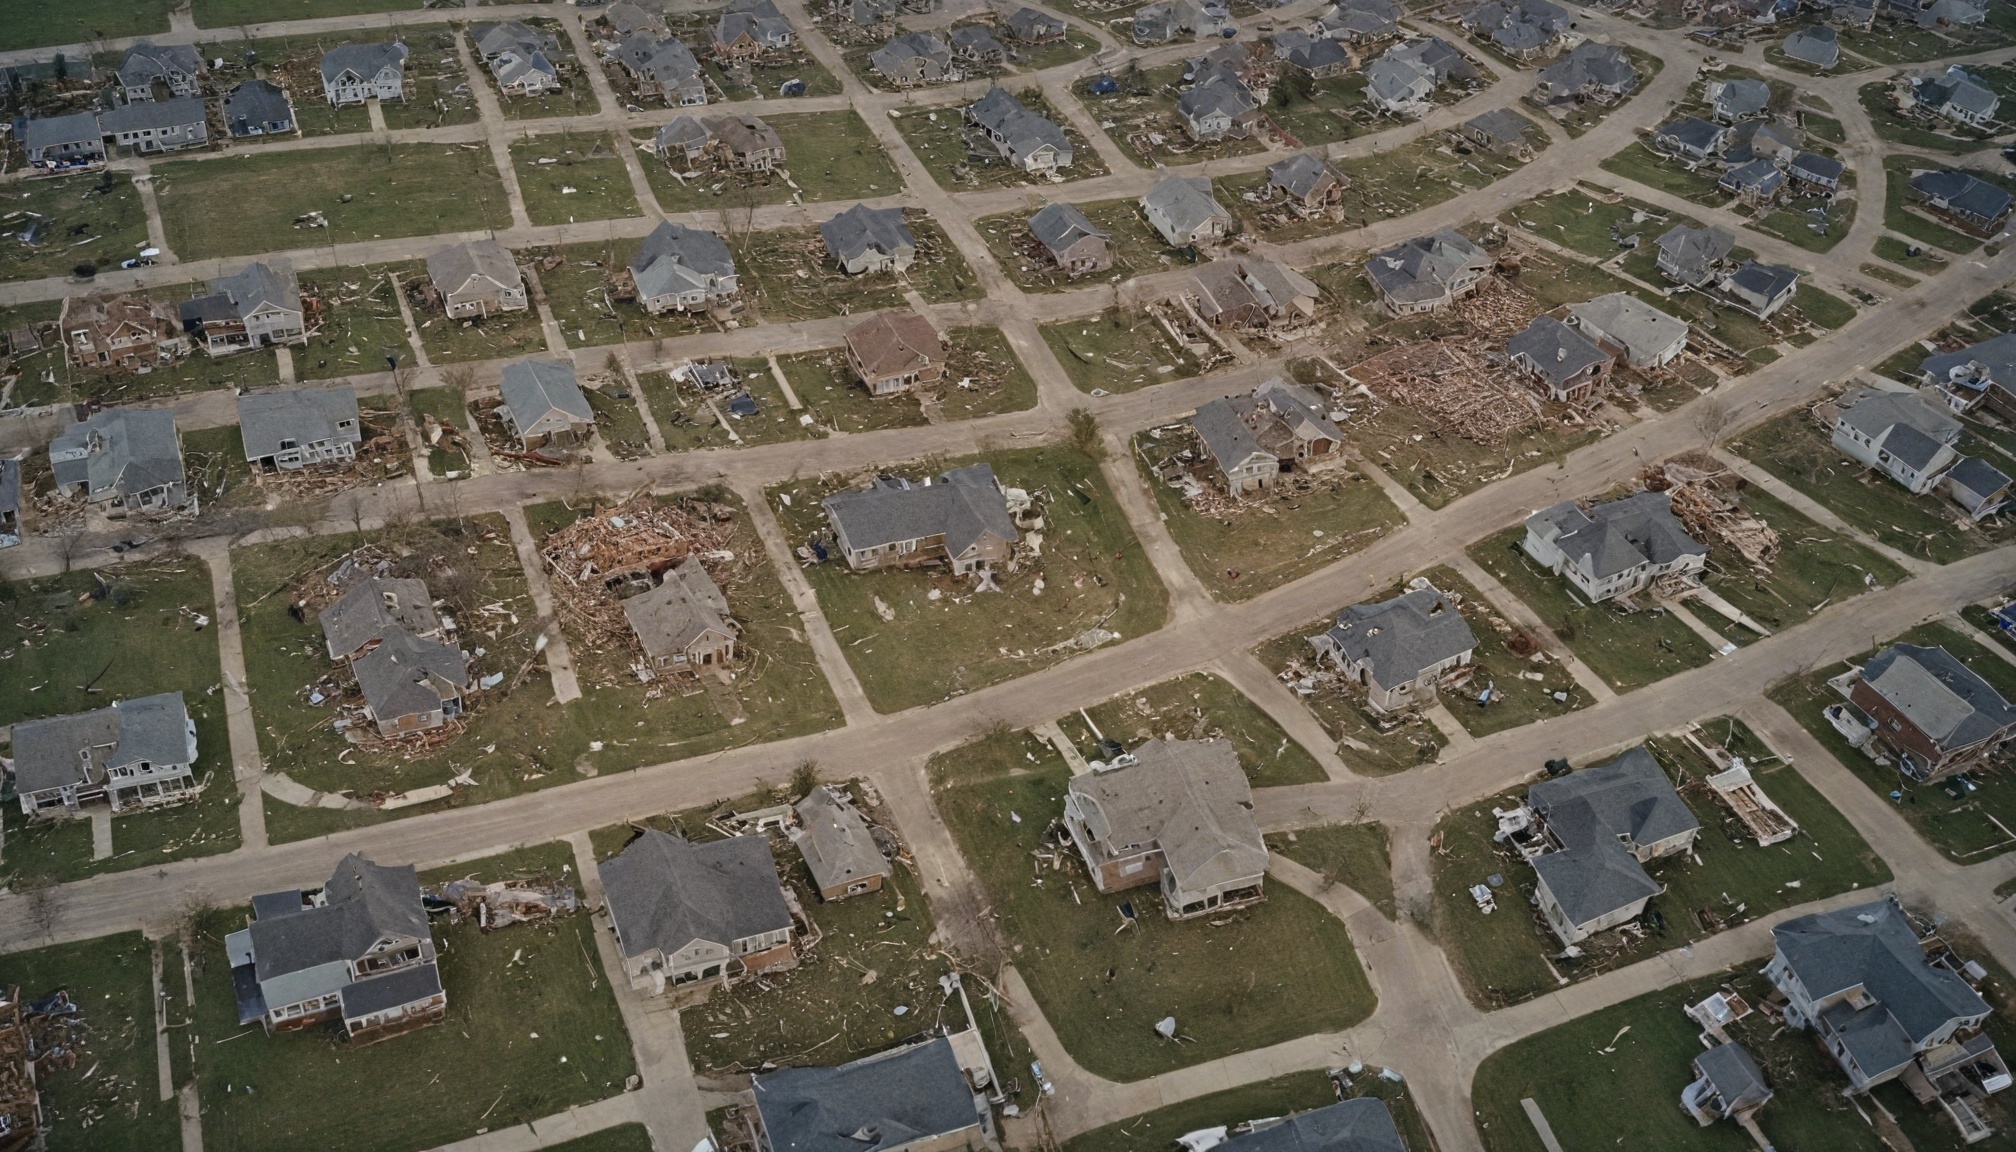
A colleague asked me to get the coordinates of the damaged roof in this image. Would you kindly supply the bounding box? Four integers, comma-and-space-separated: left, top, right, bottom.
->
1318, 585, 1478, 686
600, 828, 794, 957
1067, 738, 1268, 895
1528, 747, 1698, 928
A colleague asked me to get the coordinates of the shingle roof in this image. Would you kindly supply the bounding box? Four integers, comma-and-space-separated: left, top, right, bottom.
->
20, 110, 102, 151
1720, 158, 1786, 196
1526, 490, 1706, 580
1320, 585, 1478, 685
1193, 397, 1269, 470
49, 408, 183, 501
428, 239, 522, 299
1790, 151, 1845, 183
1833, 387, 1961, 460
338, 960, 443, 1018
319, 41, 408, 85
629, 221, 735, 302
1067, 738, 1268, 894
1695, 1042, 1771, 1111
10, 692, 191, 796
1862, 644, 2016, 752
1366, 230, 1492, 305
843, 310, 944, 380
1007, 7, 1066, 39
1656, 115, 1726, 153
1944, 455, 2012, 510
1782, 26, 1839, 66
790, 786, 890, 894
1711, 77, 1772, 119
1212, 1098, 1406, 1152
499, 358, 593, 430
1508, 315, 1610, 389
238, 386, 360, 461
1655, 224, 1736, 282
1028, 201, 1109, 257
100, 96, 205, 134
1911, 169, 2014, 225
1528, 747, 1698, 927
820, 205, 915, 264
753, 1037, 980, 1152
1775, 896, 1990, 1065
248, 854, 430, 982
600, 828, 794, 958
1465, 107, 1534, 145
1365, 56, 1435, 106
1921, 331, 2016, 389
319, 576, 441, 661
822, 464, 1018, 557
1142, 175, 1230, 241
1567, 293, 1688, 362
224, 80, 293, 133
1267, 152, 1344, 200
202, 261, 303, 322
352, 626, 469, 721
120, 42, 201, 89
623, 561, 732, 659
1537, 41, 1637, 94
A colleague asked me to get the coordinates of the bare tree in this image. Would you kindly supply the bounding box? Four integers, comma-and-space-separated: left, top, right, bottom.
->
17, 873, 64, 941
55, 525, 86, 574
789, 759, 821, 799
1692, 397, 1737, 451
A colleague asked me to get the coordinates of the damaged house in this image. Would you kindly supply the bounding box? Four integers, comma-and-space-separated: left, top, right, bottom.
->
227, 854, 447, 1044
1462, 107, 1539, 156
1191, 377, 1340, 493
790, 785, 892, 900
1682, 1042, 1774, 1129
1364, 56, 1436, 115
1062, 738, 1268, 919
1533, 42, 1639, 105
11, 693, 198, 816
1461, 0, 1572, 60
58, 292, 186, 373
472, 21, 561, 95
628, 221, 739, 315
1141, 175, 1233, 248
1522, 490, 1707, 602
820, 463, 1017, 574
1507, 314, 1613, 403
353, 627, 470, 737
843, 310, 946, 396
1839, 643, 2016, 783
1827, 387, 1962, 495
1524, 747, 1701, 945
498, 358, 596, 452
1364, 230, 1493, 316
118, 42, 203, 101
1266, 152, 1348, 211
1177, 74, 1261, 140
1027, 202, 1112, 277
1567, 293, 1689, 369
237, 385, 363, 473
1716, 260, 1799, 320
1654, 224, 1736, 287
615, 34, 707, 106
1214, 1098, 1408, 1152
1185, 258, 1321, 331
869, 31, 957, 86
599, 828, 798, 994
1309, 583, 1478, 713
49, 408, 189, 515
750, 1037, 991, 1152
426, 239, 528, 319
1918, 331, 2016, 417
622, 559, 737, 674
965, 86, 1074, 174
821, 204, 916, 274
319, 577, 444, 663
180, 261, 309, 355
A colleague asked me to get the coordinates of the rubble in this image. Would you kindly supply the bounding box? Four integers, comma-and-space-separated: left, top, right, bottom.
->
1343, 341, 1544, 446
432, 876, 580, 929
1643, 453, 1780, 570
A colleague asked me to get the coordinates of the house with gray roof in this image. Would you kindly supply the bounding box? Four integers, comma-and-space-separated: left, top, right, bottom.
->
1682, 1042, 1774, 1126
1909, 169, 2014, 236
1365, 230, 1492, 315
20, 110, 106, 172
319, 576, 443, 663
1827, 386, 1962, 495
1387, 36, 1480, 86
498, 358, 594, 452
615, 34, 706, 105
1507, 315, 1613, 403
11, 693, 197, 816
1176, 76, 1260, 140
1133, 2, 1185, 43
1192, 396, 1272, 493
1063, 738, 1268, 919
623, 559, 736, 673
1215, 1098, 1406, 1152
1286, 37, 1351, 78
629, 222, 738, 315
1534, 42, 1639, 105
49, 408, 188, 514
1462, 107, 1538, 156
473, 21, 561, 95
225, 79, 296, 138
601, 0, 670, 40
0, 457, 20, 548
1716, 260, 1798, 318
965, 87, 1073, 173
1523, 490, 1707, 602
1942, 455, 2012, 521
1187, 259, 1321, 331
1311, 583, 1477, 713
180, 261, 308, 355
1718, 158, 1786, 206
1007, 6, 1067, 42
821, 204, 916, 274
1919, 331, 2016, 416
320, 42, 409, 105
1028, 202, 1111, 277
238, 386, 362, 473
96, 82, 201, 149
1915, 65, 1999, 129
1319, 0, 1403, 42
1766, 897, 2003, 1097
712, 7, 796, 60
751, 1036, 988, 1152
1708, 77, 1773, 122
226, 854, 446, 1043
790, 785, 890, 901
427, 239, 527, 319
869, 31, 956, 86
1266, 152, 1347, 210
950, 25, 1007, 66
1844, 644, 2016, 781
1655, 224, 1735, 287
599, 828, 797, 993
1189, 377, 1336, 492
1725, 119, 1804, 167
118, 42, 202, 101
1653, 116, 1731, 162
654, 115, 715, 165
1782, 25, 1840, 68
821, 463, 1016, 574
1526, 747, 1699, 944
353, 625, 469, 736
1462, 0, 1570, 59
1365, 56, 1435, 115
1141, 175, 1232, 248
843, 310, 945, 396
1789, 151, 1846, 192
1568, 293, 1688, 369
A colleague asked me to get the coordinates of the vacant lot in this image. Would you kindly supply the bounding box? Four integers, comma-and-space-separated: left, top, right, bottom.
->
1432, 729, 1888, 1009
645, 357, 818, 451
736, 217, 980, 321
0, 563, 241, 885
1254, 626, 1445, 776
1729, 408, 2016, 564
1501, 187, 1707, 262
932, 729, 1375, 1082
637, 110, 902, 213
1042, 312, 1203, 395
6, 0, 172, 50
1064, 1071, 1430, 1152
510, 135, 644, 227
1695, 486, 1910, 635
1770, 620, 2016, 861
773, 325, 1037, 434
1267, 824, 1395, 919
1067, 671, 1328, 787
0, 300, 66, 405
192, 0, 416, 22
298, 263, 417, 381
154, 146, 513, 261
892, 92, 1109, 191
770, 446, 1168, 712
0, 171, 153, 283
407, 384, 471, 476
188, 843, 635, 1152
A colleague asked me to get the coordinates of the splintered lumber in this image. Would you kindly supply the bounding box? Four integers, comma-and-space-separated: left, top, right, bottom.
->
1345, 341, 1541, 446
1706, 764, 1799, 846
537, 497, 748, 658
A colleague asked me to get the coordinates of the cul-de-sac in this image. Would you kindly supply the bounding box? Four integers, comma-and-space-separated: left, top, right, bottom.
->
2, 0, 2016, 1149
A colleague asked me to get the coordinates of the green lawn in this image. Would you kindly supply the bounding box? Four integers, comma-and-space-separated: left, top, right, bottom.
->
0, 563, 242, 885
1063, 1071, 1431, 1152
891, 91, 1110, 191
541, 1126, 654, 1152
1101, 63, 1270, 167
931, 729, 1376, 1082
1069, 671, 1329, 787
509, 135, 645, 227
1729, 408, 2016, 564
584, 383, 652, 460
770, 446, 1169, 712
1041, 311, 1203, 395
736, 217, 981, 321
152, 146, 513, 262
1501, 188, 1708, 262
297, 264, 417, 382
1874, 234, 1952, 276
4, 0, 172, 51
774, 348, 924, 437
407, 384, 471, 477
0, 171, 152, 284
1769, 620, 2016, 862
1136, 433, 1405, 602
1598, 142, 1724, 204
1859, 82, 1995, 154
974, 198, 1190, 294
1862, 262, 1920, 290
1267, 824, 1395, 919
1883, 156, 1988, 255
770, 325, 1037, 435
376, 27, 480, 131
0, 300, 67, 405
1334, 133, 1533, 222
1695, 486, 1910, 635
1412, 566, 1591, 737
413, 299, 548, 365
1253, 626, 1445, 777
644, 357, 819, 451
1748, 186, 1855, 254
0, 932, 179, 1152
1432, 729, 1889, 1010
636, 110, 902, 213
192, 0, 419, 23
188, 843, 636, 1152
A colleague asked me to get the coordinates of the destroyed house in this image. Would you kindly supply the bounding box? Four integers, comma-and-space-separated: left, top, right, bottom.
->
427, 239, 528, 319
1845, 644, 2016, 782
965, 87, 1073, 172
1063, 738, 1268, 919
498, 358, 595, 451
1365, 230, 1492, 315
319, 577, 443, 663
616, 35, 706, 105
1567, 293, 1688, 369
1213, 1098, 1407, 1152
1655, 224, 1735, 287
319, 41, 408, 105
1766, 897, 2004, 1098
821, 463, 1017, 574
1310, 585, 1477, 714
790, 785, 891, 900
49, 408, 188, 514
1190, 378, 1339, 493
751, 1037, 988, 1152
227, 854, 447, 1043
58, 292, 184, 373
623, 560, 737, 673
950, 25, 1007, 66
1506, 315, 1613, 403
1828, 387, 1962, 494
1187, 259, 1321, 330
354, 626, 469, 736
1909, 169, 2014, 236
629, 222, 739, 315
1142, 175, 1233, 248
11, 693, 197, 816
599, 828, 796, 993
118, 42, 202, 101
712, 9, 796, 59
1007, 6, 1067, 41
843, 310, 945, 396
708, 114, 785, 170
1683, 1042, 1773, 1125
1522, 489, 1707, 602
238, 386, 362, 473
1027, 202, 1111, 276
179, 261, 308, 354
1526, 747, 1700, 945
1266, 152, 1347, 209
821, 204, 916, 274
225, 79, 296, 138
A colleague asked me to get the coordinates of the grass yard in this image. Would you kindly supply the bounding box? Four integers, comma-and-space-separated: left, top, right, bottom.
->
0, 171, 153, 284
1728, 408, 2016, 564
1963, 605, 2016, 658
1468, 526, 1718, 692
0, 932, 178, 1152
735, 217, 981, 321
376, 30, 481, 131
1769, 620, 2016, 862
413, 299, 548, 365
1696, 486, 1910, 635
1067, 671, 1329, 787
1041, 311, 1203, 395
1862, 263, 1920, 289
1334, 133, 1532, 223
1859, 82, 1995, 154
584, 383, 652, 460
1266, 73, 1376, 147
1412, 566, 1591, 737
636, 110, 902, 213
0, 300, 67, 406
1873, 233, 1952, 276
1134, 431, 1405, 601
0, 563, 242, 886
891, 92, 1110, 192
488, 23, 601, 121
1333, 393, 1602, 513
1266, 824, 1395, 919
1098, 64, 1270, 167
297, 264, 417, 382
508, 135, 644, 227
1599, 143, 1726, 205
775, 347, 923, 436
406, 384, 471, 476
973, 198, 1191, 294
1431, 728, 1888, 1010
771, 325, 1038, 435
931, 729, 1376, 1082
1063, 1071, 1431, 1152
1009, 27, 1101, 71
192, 0, 419, 23
187, 843, 636, 1152
1882, 155, 1988, 255
541, 1127, 654, 1152
4, 0, 172, 51
1500, 187, 1707, 262
152, 145, 513, 262
1253, 626, 1446, 776
769, 446, 1168, 713
1747, 185, 1855, 254
527, 243, 639, 349
644, 357, 819, 451
72, 334, 281, 407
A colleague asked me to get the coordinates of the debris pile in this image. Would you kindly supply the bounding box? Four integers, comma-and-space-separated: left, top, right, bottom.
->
538, 496, 749, 658
1345, 341, 1543, 445
432, 876, 580, 930
1, 986, 104, 1148
1643, 454, 1780, 570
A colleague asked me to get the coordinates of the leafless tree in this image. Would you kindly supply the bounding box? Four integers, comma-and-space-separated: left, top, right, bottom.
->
789, 760, 821, 798
17, 873, 63, 941
1692, 397, 1737, 450
55, 525, 85, 574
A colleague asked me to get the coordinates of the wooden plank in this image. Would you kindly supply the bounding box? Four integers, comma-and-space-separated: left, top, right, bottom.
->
1521, 1098, 1569, 1152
